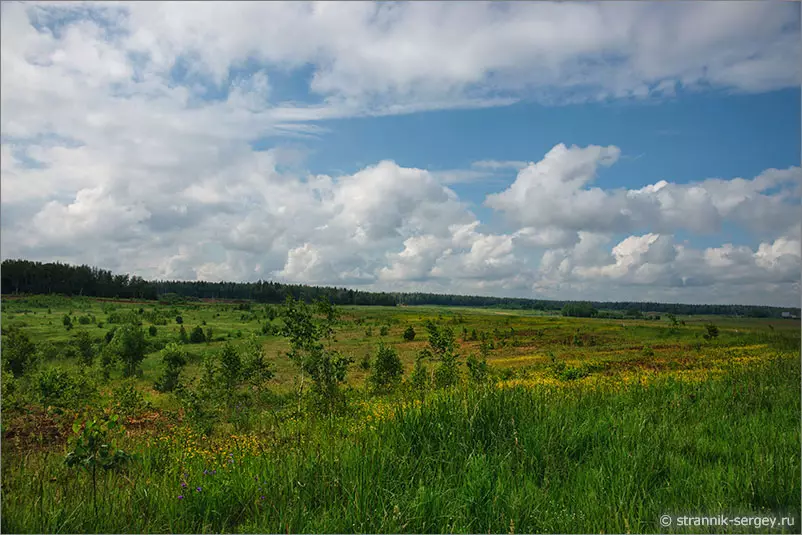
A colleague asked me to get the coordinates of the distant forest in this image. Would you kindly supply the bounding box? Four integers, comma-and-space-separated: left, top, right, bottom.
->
1, 259, 799, 318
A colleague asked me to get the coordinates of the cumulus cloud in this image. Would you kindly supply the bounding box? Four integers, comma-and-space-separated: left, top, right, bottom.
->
1, 2, 800, 306
488, 144, 801, 240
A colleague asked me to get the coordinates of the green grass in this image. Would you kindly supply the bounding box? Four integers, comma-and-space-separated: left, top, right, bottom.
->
1, 295, 800, 533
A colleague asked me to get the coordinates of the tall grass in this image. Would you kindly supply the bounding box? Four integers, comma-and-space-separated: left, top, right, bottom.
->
2, 355, 799, 533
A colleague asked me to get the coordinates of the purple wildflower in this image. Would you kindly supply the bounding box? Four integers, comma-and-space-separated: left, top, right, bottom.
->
196, 487, 202, 492
260, 495, 265, 500
181, 482, 187, 488
178, 495, 184, 500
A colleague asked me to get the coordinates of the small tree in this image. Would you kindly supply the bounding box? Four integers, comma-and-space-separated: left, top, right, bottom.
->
2, 328, 38, 377
109, 324, 147, 377
148, 325, 158, 337
154, 343, 188, 393
175, 315, 183, 324
410, 349, 431, 392
425, 321, 460, 388
281, 296, 352, 412
74, 330, 95, 367
178, 325, 188, 344
369, 342, 403, 391
65, 414, 130, 517
205, 327, 213, 343
63, 314, 73, 330
189, 325, 206, 344
218, 342, 243, 392
703, 322, 719, 340
403, 325, 416, 341
379, 325, 389, 337
241, 335, 274, 391
466, 354, 488, 383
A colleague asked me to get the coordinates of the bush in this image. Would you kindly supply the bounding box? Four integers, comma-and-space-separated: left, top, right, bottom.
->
410, 350, 430, 391
36, 367, 97, 409
379, 325, 389, 337
2, 328, 38, 377
178, 325, 188, 344
189, 326, 206, 344
113, 381, 148, 416
74, 330, 95, 367
466, 353, 488, 383
78, 315, 92, 325
368, 342, 403, 391
63, 314, 73, 330
154, 343, 188, 393
703, 323, 720, 340
175, 315, 183, 324
148, 325, 158, 337
108, 324, 147, 377
403, 325, 416, 341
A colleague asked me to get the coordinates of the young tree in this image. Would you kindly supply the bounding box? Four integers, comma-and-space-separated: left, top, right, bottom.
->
189, 325, 206, 344
425, 321, 461, 388
281, 296, 352, 412
403, 325, 416, 341
109, 323, 147, 377
2, 328, 38, 377
154, 343, 188, 393
74, 330, 95, 367
368, 342, 404, 391
178, 324, 188, 344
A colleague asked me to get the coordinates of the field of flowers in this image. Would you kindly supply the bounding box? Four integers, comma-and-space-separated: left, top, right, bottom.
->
1, 295, 799, 533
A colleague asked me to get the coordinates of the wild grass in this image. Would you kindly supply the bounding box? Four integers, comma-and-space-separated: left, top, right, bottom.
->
1, 295, 800, 533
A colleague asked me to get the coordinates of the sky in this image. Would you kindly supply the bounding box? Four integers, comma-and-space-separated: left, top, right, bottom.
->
1, 1, 800, 307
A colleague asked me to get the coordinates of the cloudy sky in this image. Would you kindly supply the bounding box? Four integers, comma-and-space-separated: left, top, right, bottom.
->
1, 1, 800, 306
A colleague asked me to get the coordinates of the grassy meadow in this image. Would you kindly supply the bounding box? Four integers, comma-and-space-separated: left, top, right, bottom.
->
1, 294, 800, 533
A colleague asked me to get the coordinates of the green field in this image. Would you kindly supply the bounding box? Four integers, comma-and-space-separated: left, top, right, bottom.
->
1, 295, 800, 533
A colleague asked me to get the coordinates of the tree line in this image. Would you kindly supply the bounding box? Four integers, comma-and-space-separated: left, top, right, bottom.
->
2, 258, 798, 317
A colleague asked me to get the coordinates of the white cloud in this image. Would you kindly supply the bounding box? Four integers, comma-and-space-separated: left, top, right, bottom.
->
1, 2, 800, 306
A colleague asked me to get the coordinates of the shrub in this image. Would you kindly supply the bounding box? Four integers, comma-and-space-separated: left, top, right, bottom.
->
108, 324, 147, 377
189, 325, 206, 344
410, 350, 430, 391
154, 343, 188, 393
148, 325, 158, 337
178, 325, 188, 344
703, 323, 720, 340
78, 315, 92, 325
63, 314, 73, 330
74, 330, 95, 367
2, 328, 38, 377
368, 342, 403, 391
466, 353, 488, 383
37, 367, 97, 409
112, 381, 148, 416
359, 353, 371, 371
175, 315, 183, 324
379, 325, 389, 337
403, 325, 416, 341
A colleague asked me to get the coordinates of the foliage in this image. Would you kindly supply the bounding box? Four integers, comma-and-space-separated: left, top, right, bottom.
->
2, 327, 38, 377
281, 296, 352, 412
561, 302, 598, 318
189, 325, 206, 344
403, 325, 416, 341
703, 322, 720, 340
425, 321, 461, 388
465, 353, 489, 383
36, 366, 97, 409
108, 323, 147, 377
74, 330, 95, 367
368, 342, 404, 391
64, 413, 131, 516
112, 380, 149, 416
154, 343, 188, 393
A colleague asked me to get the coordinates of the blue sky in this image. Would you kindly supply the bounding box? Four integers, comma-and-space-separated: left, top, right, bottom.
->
1, 1, 800, 306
